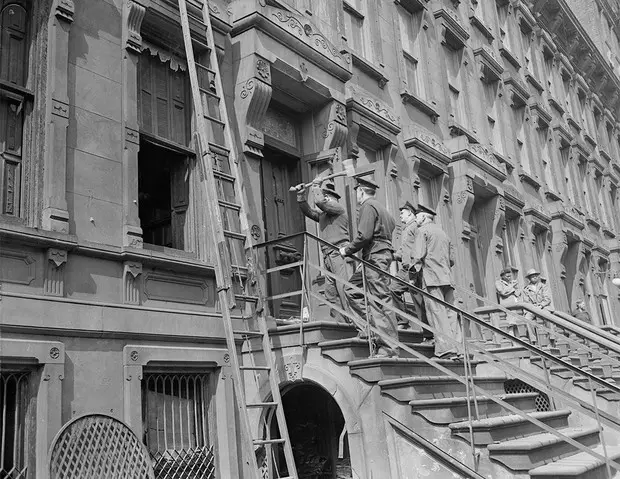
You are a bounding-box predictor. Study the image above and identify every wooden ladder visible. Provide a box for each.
[177,1,298,478]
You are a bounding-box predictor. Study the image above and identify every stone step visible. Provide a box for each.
[529,445,620,478]
[348,357,478,383]
[487,426,601,471]
[483,345,531,360]
[449,409,571,446]
[319,338,434,364]
[263,321,357,349]
[409,392,538,425]
[377,375,508,402]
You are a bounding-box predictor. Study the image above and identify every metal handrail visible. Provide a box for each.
[251,231,620,471]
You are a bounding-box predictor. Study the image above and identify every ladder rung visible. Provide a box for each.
[233,330,263,337]
[247,402,278,408]
[199,86,220,99]
[253,438,286,446]
[240,366,271,370]
[266,290,302,301]
[196,63,216,75]
[218,199,242,211]
[204,114,225,126]
[214,170,236,182]
[224,230,246,240]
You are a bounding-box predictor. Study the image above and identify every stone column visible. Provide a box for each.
[42,0,75,233]
[121,1,146,248]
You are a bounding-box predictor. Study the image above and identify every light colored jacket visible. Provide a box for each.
[522,281,552,310]
[394,219,417,268]
[495,279,521,305]
[411,222,455,287]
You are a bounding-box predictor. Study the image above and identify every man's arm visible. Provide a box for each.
[314,187,346,216]
[410,230,428,273]
[495,280,515,298]
[344,203,376,255]
[540,283,552,308]
[296,186,320,222]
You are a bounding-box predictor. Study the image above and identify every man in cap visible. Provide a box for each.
[296,177,351,322]
[522,268,552,342]
[495,267,521,305]
[572,299,592,323]
[391,201,424,330]
[410,204,461,359]
[339,176,399,358]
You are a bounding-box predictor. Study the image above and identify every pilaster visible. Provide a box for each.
[121,1,146,248]
[42,0,75,233]
[550,220,569,310]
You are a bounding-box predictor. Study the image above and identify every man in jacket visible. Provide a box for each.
[521,268,552,342]
[339,176,398,358]
[296,178,351,322]
[410,205,461,359]
[391,201,424,330]
[495,267,521,305]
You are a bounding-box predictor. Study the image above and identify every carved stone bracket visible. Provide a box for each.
[124,1,147,54]
[52,99,69,119]
[44,248,67,297]
[314,100,348,152]
[123,261,143,305]
[55,0,75,23]
[452,175,475,242]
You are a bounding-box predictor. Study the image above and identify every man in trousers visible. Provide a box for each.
[296,178,351,322]
[410,205,461,359]
[339,176,399,358]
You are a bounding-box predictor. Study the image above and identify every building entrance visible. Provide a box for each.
[260,147,305,319]
[265,384,352,479]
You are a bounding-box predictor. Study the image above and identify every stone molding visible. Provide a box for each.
[44,248,67,297]
[55,0,74,22]
[124,1,147,54]
[123,261,143,305]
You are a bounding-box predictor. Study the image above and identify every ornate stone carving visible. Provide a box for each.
[282,353,303,382]
[239,79,255,99]
[251,225,261,240]
[261,108,296,147]
[335,104,346,123]
[123,261,143,305]
[347,86,401,133]
[50,347,61,360]
[55,0,74,22]
[52,99,69,119]
[125,127,139,145]
[125,1,146,54]
[47,248,67,268]
[256,59,270,81]
[44,248,67,297]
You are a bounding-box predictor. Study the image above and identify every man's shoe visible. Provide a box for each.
[397,323,412,330]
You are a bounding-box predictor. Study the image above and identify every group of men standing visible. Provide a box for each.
[295,175,462,360]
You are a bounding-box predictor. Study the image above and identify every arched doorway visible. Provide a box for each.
[262,383,352,479]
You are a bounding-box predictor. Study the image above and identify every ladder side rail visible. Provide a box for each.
[177,2,260,477]
[196,5,299,478]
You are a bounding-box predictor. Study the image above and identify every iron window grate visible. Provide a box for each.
[504,379,551,412]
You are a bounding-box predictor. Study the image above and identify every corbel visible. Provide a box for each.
[314,100,348,152]
[452,176,475,242]
[55,0,75,23]
[124,1,146,54]
[44,248,67,297]
[123,261,143,305]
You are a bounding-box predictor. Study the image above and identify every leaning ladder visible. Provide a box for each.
[177,1,298,478]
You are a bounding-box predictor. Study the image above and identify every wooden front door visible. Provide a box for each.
[261,148,305,319]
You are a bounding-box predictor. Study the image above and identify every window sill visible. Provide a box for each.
[448,119,479,144]
[566,114,582,132]
[524,70,544,94]
[584,132,597,149]
[351,51,389,88]
[401,90,440,123]
[499,43,521,70]
[543,188,563,202]
[548,95,565,115]
[602,226,616,238]
[0,79,34,100]
[469,14,494,41]
[599,146,613,163]
[492,149,514,171]
[586,215,601,229]
[519,170,541,189]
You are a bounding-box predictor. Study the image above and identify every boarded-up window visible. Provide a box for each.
[138,51,190,146]
[0,2,30,217]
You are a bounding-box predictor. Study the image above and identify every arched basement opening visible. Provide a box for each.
[262,383,352,479]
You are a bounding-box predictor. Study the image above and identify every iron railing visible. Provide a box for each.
[250,231,620,475]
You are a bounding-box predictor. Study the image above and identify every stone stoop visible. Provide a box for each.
[528,445,620,478]
[377,375,508,402]
[348,357,478,382]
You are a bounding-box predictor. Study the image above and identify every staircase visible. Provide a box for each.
[259,321,620,478]
[244,232,620,478]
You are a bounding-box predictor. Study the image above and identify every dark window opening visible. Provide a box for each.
[138,140,188,250]
[0,371,30,479]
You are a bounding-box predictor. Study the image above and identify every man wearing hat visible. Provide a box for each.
[391,201,424,330]
[296,177,351,322]
[339,175,399,358]
[410,204,461,359]
[495,267,521,305]
[522,269,552,340]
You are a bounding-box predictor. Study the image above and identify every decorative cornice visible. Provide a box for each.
[405,129,451,165]
[530,101,553,129]
[503,75,530,108]
[448,136,507,181]
[346,86,401,135]
[474,46,503,83]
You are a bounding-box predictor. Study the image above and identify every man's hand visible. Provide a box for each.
[394,253,402,262]
[339,247,347,257]
[293,183,306,192]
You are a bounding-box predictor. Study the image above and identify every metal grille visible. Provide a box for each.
[1,371,30,479]
[142,373,214,479]
[49,414,154,479]
[504,379,551,412]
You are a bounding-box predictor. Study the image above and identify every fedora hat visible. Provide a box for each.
[321,181,341,199]
[525,268,540,278]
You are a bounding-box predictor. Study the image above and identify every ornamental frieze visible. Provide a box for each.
[346,86,401,133]
[406,129,451,164]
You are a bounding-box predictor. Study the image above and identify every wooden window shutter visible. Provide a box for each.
[138,53,190,146]
[0,4,28,86]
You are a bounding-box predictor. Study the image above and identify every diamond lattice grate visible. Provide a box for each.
[49,414,155,479]
[151,446,216,479]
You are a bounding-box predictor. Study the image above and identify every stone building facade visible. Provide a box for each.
[1,0,620,477]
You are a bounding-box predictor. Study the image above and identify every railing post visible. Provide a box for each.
[460,311,479,471]
[588,374,612,478]
[361,262,375,357]
[298,233,309,347]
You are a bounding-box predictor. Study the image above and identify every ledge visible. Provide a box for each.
[401,90,440,122]
[602,225,616,238]
[586,216,601,229]
[548,95,565,115]
[523,205,552,224]
[584,131,597,148]
[519,171,542,189]
[599,146,613,164]
[404,129,451,165]
[434,7,469,50]
[504,75,530,108]
[550,206,584,229]
[529,101,552,128]
[566,114,582,132]
[347,85,401,136]
[543,188,563,202]
[448,119,479,144]
[448,136,507,181]
[0,222,78,250]
[395,0,429,13]
[470,13,494,41]
[524,70,544,93]
[351,51,389,88]
[499,42,521,70]
[474,46,503,83]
